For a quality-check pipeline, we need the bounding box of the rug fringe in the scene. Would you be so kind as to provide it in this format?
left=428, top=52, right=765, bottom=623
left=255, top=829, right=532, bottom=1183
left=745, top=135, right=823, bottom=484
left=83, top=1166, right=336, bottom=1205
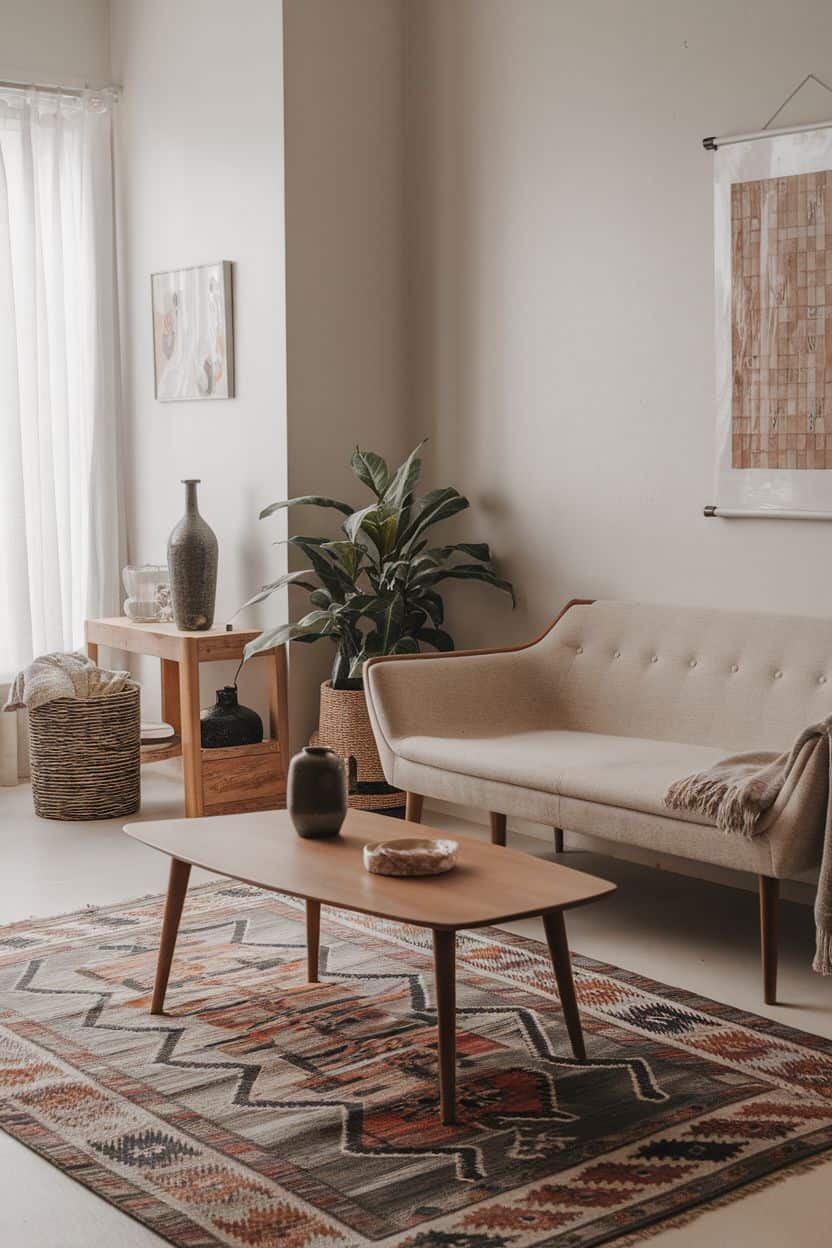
left=608, top=1147, right=832, bottom=1248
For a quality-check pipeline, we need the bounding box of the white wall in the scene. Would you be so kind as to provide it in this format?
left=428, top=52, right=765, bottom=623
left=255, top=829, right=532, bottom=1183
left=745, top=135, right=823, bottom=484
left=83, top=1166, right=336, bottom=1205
left=283, top=0, right=409, bottom=748
left=110, top=0, right=288, bottom=716
left=0, top=0, right=110, bottom=86
left=406, top=0, right=832, bottom=654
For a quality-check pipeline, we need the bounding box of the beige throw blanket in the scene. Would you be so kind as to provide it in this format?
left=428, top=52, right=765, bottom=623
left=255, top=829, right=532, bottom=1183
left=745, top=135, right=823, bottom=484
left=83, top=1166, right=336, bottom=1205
left=3, top=651, right=135, bottom=713
left=665, top=717, right=832, bottom=976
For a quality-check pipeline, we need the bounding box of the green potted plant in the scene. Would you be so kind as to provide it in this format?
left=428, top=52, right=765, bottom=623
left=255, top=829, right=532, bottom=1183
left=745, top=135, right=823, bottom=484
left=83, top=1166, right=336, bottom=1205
left=242, top=442, right=515, bottom=807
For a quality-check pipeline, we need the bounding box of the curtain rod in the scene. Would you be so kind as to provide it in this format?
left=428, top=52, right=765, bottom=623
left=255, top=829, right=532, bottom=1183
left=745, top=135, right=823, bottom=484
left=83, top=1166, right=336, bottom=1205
left=703, top=116, right=832, bottom=151
left=0, top=77, right=121, bottom=99
left=704, top=505, right=832, bottom=520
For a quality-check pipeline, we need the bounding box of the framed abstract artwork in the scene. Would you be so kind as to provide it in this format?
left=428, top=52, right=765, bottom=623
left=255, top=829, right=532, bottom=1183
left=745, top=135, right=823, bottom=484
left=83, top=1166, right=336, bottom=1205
left=152, top=261, right=234, bottom=401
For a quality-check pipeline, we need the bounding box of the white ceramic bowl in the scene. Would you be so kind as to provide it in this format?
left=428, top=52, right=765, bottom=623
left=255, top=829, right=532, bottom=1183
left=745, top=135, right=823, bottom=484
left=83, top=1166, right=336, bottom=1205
left=363, top=837, right=458, bottom=877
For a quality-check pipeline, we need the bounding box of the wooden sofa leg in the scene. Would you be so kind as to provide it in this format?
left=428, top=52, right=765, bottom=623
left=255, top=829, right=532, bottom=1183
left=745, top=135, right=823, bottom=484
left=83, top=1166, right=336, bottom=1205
left=759, top=876, right=779, bottom=1005
left=553, top=827, right=564, bottom=853
left=490, top=813, right=507, bottom=846
left=405, top=792, right=424, bottom=823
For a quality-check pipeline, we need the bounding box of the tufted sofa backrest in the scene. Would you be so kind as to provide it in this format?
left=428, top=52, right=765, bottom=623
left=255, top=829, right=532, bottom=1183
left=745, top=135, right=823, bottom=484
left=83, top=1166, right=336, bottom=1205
left=537, top=600, right=832, bottom=752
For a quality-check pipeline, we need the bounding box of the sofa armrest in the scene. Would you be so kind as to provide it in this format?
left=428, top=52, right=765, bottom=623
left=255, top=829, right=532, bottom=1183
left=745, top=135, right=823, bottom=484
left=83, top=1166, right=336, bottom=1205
left=364, top=599, right=590, bottom=780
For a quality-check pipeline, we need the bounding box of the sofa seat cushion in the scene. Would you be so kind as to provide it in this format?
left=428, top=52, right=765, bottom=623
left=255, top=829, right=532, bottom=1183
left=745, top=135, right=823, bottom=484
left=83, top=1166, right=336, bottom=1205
left=395, top=730, right=729, bottom=824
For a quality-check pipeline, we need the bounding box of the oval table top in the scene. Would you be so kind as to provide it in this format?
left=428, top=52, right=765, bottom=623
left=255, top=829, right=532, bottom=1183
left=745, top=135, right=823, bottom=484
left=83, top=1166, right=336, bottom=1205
left=125, top=808, right=615, bottom=931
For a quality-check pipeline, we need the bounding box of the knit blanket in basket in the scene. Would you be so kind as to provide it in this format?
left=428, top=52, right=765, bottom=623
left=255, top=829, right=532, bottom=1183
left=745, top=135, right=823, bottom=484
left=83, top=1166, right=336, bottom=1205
left=665, top=716, right=832, bottom=976
left=3, top=651, right=135, bottom=713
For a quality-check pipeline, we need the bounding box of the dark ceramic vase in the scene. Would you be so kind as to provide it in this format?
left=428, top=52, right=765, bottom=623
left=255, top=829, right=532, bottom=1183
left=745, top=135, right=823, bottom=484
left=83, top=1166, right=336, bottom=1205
left=168, top=479, right=218, bottom=630
left=288, top=746, right=347, bottom=838
left=200, top=686, right=263, bottom=749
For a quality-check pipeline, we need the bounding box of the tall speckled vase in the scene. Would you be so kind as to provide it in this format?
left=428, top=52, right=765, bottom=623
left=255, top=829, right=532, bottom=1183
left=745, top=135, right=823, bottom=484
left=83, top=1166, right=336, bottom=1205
left=167, top=479, right=218, bottom=631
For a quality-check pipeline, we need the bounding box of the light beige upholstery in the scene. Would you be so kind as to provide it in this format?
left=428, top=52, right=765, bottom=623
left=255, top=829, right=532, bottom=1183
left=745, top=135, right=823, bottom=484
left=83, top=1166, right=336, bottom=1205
left=365, top=601, right=832, bottom=880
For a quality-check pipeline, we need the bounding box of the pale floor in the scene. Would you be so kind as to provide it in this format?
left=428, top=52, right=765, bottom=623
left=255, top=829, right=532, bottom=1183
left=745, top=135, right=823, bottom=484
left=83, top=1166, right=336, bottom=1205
left=0, top=766, right=830, bottom=1246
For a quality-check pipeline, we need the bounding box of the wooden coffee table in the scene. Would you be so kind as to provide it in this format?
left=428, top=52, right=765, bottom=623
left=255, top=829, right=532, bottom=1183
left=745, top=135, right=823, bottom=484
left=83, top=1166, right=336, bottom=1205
left=125, top=810, right=615, bottom=1125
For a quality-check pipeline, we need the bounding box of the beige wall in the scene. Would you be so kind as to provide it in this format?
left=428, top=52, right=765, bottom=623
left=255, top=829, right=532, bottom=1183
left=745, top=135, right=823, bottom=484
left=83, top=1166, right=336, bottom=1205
left=110, top=0, right=287, bottom=718
left=405, top=0, right=832, bottom=655
left=0, top=0, right=110, bottom=86
left=283, top=0, right=409, bottom=747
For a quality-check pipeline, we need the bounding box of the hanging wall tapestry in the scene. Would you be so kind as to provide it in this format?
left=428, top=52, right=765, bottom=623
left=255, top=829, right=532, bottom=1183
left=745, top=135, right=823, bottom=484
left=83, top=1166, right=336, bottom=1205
left=152, top=261, right=234, bottom=401
left=712, top=123, right=832, bottom=516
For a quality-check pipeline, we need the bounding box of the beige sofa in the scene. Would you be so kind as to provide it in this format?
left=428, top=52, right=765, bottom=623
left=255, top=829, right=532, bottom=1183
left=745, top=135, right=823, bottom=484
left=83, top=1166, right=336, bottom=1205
left=365, top=599, right=830, bottom=1003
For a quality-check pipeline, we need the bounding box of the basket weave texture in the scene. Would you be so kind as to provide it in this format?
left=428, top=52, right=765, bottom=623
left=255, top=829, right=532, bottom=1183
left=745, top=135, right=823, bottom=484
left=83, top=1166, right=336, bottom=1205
left=28, top=687, right=141, bottom=821
left=311, top=681, right=402, bottom=811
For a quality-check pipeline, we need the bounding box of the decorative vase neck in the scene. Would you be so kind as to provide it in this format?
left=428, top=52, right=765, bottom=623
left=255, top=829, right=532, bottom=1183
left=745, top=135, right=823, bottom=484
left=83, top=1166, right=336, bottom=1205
left=182, top=478, right=201, bottom=517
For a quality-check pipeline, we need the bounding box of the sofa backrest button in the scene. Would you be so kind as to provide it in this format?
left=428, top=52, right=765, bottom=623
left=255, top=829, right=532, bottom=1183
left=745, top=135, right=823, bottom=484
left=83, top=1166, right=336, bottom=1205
left=731, top=664, right=739, bottom=673
left=650, top=655, right=658, bottom=663
left=689, top=659, right=697, bottom=668
left=820, top=675, right=827, bottom=685
left=774, top=670, right=783, bottom=679
left=614, top=649, right=621, bottom=659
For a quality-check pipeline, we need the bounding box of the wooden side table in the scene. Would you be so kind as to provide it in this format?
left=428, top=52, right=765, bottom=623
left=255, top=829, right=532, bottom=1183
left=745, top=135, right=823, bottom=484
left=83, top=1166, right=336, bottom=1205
left=85, top=618, right=288, bottom=818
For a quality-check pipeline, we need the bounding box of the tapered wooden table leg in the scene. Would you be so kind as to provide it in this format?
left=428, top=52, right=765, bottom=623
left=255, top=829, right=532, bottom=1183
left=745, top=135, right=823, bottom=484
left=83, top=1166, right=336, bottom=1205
left=542, top=910, right=586, bottom=1060
left=306, top=898, right=320, bottom=983
left=490, top=812, right=507, bottom=846
left=178, top=644, right=204, bottom=817
left=405, top=792, right=424, bottom=823
left=151, top=858, right=192, bottom=1014
left=433, top=928, right=456, bottom=1125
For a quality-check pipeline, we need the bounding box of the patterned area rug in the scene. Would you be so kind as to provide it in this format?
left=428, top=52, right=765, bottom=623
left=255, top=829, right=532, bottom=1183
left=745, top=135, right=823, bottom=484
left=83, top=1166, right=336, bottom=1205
left=1, top=883, right=831, bottom=1248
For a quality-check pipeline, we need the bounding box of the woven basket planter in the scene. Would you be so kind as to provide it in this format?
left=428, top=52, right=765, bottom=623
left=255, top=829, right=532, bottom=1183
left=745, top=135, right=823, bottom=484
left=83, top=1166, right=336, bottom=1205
left=311, top=681, right=402, bottom=811
left=28, top=688, right=141, bottom=821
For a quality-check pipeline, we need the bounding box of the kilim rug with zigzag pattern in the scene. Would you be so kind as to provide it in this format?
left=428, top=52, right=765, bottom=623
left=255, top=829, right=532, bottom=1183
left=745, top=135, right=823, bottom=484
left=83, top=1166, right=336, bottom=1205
left=1, top=882, right=831, bottom=1247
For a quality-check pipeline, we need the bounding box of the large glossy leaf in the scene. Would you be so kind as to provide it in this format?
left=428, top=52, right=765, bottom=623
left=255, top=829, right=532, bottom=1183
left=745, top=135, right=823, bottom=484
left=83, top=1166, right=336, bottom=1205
left=428, top=542, right=491, bottom=564
left=392, top=636, right=420, bottom=654
left=238, top=568, right=317, bottom=611
left=413, top=589, right=444, bottom=627
left=343, top=502, right=381, bottom=545
left=403, top=607, right=427, bottom=635
left=416, top=627, right=455, bottom=651
left=351, top=448, right=389, bottom=497
left=333, top=593, right=378, bottom=620
left=377, top=513, right=399, bottom=557
left=406, top=553, right=441, bottom=587
left=436, top=562, right=516, bottom=604
left=321, top=540, right=363, bottom=580
left=259, top=495, right=353, bottom=520
left=292, top=537, right=353, bottom=601
left=398, top=487, right=469, bottom=550
left=244, top=620, right=327, bottom=662
left=366, top=593, right=404, bottom=653
left=383, top=440, right=426, bottom=513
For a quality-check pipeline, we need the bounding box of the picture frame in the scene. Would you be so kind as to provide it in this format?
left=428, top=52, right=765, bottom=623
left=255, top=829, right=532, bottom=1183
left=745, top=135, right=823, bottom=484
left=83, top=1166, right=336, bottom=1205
left=151, top=260, right=234, bottom=401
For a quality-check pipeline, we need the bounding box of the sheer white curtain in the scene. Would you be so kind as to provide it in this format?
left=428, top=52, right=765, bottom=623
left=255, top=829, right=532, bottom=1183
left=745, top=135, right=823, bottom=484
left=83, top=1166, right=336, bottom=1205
left=0, top=89, right=125, bottom=679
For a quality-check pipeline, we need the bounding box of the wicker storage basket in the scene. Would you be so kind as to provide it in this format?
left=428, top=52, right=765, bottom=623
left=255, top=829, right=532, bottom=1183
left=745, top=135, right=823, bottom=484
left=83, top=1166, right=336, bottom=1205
left=28, top=687, right=141, bottom=821
left=311, top=680, right=402, bottom=811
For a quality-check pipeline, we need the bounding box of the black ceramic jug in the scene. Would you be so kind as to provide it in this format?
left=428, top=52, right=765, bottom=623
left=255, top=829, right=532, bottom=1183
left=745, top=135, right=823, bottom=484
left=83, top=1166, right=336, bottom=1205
left=200, top=686, right=263, bottom=748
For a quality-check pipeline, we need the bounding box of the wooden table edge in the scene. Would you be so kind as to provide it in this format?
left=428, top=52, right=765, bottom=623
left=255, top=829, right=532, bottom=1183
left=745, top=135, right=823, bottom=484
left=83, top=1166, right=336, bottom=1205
left=123, top=828, right=616, bottom=931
